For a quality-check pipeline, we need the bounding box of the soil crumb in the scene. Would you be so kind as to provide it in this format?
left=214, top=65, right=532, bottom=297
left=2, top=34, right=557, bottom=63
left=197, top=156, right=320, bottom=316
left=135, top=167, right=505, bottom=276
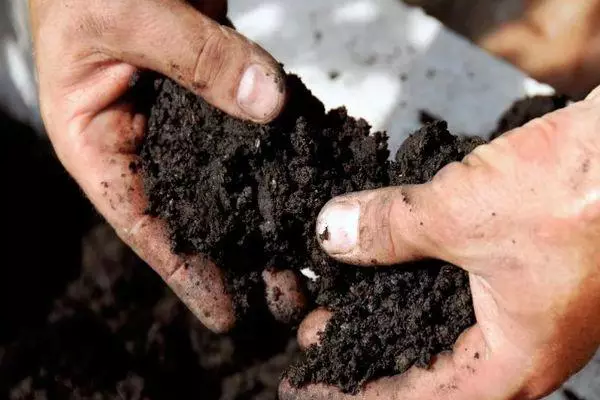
left=419, top=109, right=442, bottom=125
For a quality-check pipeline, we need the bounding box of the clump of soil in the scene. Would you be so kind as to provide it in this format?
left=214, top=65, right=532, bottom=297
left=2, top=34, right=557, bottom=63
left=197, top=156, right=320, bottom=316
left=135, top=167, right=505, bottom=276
left=491, top=94, right=569, bottom=139
left=140, top=75, right=478, bottom=393
left=0, top=88, right=573, bottom=399
left=141, top=75, right=390, bottom=317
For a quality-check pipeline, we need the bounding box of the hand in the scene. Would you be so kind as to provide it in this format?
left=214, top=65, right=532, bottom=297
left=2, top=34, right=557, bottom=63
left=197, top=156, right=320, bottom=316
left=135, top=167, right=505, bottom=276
left=30, top=0, right=303, bottom=332
left=480, top=0, right=600, bottom=98
left=280, top=88, right=600, bottom=399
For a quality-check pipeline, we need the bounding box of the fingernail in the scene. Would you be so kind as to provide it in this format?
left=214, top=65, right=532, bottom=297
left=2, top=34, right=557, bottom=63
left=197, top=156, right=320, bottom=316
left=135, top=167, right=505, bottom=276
left=316, top=200, right=360, bottom=255
left=237, top=64, right=283, bottom=121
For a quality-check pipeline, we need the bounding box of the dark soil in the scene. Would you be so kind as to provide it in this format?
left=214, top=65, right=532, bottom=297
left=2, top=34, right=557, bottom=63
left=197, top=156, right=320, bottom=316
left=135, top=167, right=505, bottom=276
left=0, top=82, right=570, bottom=399
left=490, top=94, right=569, bottom=139
left=1, top=223, right=298, bottom=400
left=0, top=109, right=91, bottom=343
left=140, top=75, right=479, bottom=393
left=141, top=75, right=391, bottom=319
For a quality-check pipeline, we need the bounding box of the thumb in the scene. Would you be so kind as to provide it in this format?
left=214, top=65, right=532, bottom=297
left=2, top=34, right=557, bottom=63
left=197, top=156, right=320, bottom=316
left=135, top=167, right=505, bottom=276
left=104, top=0, right=285, bottom=123
left=316, top=180, right=464, bottom=266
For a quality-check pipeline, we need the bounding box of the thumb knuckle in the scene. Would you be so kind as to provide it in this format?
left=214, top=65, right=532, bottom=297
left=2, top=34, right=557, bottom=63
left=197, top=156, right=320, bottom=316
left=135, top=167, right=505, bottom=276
left=191, top=27, right=235, bottom=92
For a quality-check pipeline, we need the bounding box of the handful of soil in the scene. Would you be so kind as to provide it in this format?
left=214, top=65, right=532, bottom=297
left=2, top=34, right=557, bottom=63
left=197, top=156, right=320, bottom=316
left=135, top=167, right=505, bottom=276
left=0, top=84, right=569, bottom=398
left=139, top=72, right=567, bottom=393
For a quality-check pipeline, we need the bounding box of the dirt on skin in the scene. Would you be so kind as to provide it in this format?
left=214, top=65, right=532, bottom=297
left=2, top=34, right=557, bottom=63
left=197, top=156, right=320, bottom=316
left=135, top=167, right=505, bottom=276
left=140, top=75, right=478, bottom=393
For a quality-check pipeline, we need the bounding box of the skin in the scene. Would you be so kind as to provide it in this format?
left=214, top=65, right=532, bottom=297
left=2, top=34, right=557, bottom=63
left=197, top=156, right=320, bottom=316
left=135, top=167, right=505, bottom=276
left=28, top=0, right=306, bottom=332
left=480, top=0, right=600, bottom=99
left=280, top=87, right=600, bottom=399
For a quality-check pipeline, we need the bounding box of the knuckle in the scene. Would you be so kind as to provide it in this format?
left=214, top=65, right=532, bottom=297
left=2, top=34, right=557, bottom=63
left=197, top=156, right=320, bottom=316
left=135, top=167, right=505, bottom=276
left=360, top=190, right=397, bottom=260
left=431, top=161, right=467, bottom=184
left=522, top=115, right=562, bottom=140
left=428, top=165, right=477, bottom=248
left=192, top=28, right=231, bottom=91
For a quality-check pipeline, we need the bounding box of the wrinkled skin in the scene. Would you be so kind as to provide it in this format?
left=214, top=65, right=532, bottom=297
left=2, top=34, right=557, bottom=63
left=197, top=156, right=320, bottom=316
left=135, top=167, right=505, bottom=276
left=29, top=0, right=306, bottom=332
left=280, top=88, right=600, bottom=399
left=481, top=0, right=600, bottom=98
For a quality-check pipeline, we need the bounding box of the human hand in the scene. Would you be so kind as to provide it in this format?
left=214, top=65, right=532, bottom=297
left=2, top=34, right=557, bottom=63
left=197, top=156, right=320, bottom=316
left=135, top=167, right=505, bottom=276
left=480, top=0, right=600, bottom=99
left=30, top=0, right=304, bottom=332
left=280, top=88, right=600, bottom=399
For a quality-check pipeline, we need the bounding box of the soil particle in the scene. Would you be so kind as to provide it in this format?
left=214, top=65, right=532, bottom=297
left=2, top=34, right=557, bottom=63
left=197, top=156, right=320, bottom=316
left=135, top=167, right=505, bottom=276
left=564, top=389, right=585, bottom=400
left=419, top=109, right=442, bottom=125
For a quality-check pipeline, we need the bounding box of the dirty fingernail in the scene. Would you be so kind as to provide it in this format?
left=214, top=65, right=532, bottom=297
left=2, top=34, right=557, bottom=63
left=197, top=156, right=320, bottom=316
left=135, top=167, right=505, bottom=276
left=237, top=64, right=283, bottom=121
left=316, top=200, right=360, bottom=255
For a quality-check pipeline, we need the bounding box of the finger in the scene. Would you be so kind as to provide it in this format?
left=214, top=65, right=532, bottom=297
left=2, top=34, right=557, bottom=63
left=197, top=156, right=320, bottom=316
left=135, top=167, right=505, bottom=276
left=279, top=326, right=529, bottom=400
left=98, top=0, right=285, bottom=123
left=315, top=181, right=467, bottom=266
left=55, top=102, right=235, bottom=333
left=262, top=269, right=308, bottom=324
left=297, top=308, right=333, bottom=349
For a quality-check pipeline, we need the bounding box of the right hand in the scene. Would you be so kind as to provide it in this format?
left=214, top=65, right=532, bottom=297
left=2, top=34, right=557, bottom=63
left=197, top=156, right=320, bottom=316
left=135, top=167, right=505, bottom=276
left=30, top=0, right=305, bottom=332
left=281, top=89, right=600, bottom=399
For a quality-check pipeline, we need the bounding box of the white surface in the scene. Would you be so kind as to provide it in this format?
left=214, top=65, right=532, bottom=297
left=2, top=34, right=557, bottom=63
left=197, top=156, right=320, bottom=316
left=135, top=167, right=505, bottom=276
left=230, top=1, right=596, bottom=398
left=230, top=0, right=553, bottom=155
